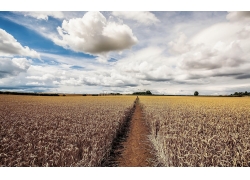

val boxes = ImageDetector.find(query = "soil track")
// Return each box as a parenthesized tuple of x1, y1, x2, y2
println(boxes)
(102, 97, 153, 167)
(117, 100, 153, 166)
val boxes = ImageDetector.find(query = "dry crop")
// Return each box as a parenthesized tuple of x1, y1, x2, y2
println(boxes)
(140, 96, 250, 166)
(0, 95, 135, 167)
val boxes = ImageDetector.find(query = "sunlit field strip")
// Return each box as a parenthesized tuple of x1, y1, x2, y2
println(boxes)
(0, 95, 135, 167)
(140, 96, 250, 166)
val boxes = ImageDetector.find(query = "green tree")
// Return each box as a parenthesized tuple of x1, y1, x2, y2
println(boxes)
(194, 91, 199, 96)
(146, 90, 152, 95)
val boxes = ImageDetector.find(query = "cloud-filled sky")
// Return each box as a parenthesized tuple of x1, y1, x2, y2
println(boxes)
(0, 10, 250, 95)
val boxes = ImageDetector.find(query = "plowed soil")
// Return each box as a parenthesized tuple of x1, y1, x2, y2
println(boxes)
(117, 101, 153, 167)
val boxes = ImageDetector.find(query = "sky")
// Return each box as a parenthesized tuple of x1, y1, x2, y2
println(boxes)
(1, 9, 250, 95)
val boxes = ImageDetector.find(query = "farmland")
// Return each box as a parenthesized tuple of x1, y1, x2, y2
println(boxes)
(0, 95, 135, 166)
(140, 96, 250, 166)
(1, 95, 250, 167)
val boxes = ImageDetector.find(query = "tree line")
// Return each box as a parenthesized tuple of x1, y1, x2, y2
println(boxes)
(0, 91, 59, 96)
(133, 91, 152, 95)
(231, 91, 250, 97)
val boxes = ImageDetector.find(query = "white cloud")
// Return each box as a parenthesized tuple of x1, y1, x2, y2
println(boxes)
(39, 52, 95, 68)
(168, 32, 191, 54)
(26, 82, 45, 86)
(237, 25, 250, 39)
(110, 13, 250, 94)
(178, 21, 250, 72)
(23, 62, 138, 89)
(14, 11, 88, 21)
(163, 19, 250, 91)
(26, 73, 55, 81)
(20, 11, 64, 20)
(2, 11, 250, 95)
(190, 22, 243, 46)
(0, 28, 40, 59)
(95, 55, 109, 63)
(112, 11, 160, 25)
(53, 11, 138, 57)
(227, 11, 250, 22)
(115, 46, 174, 82)
(0, 57, 31, 78)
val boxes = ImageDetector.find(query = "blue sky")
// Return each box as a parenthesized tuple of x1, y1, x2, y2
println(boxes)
(1, 10, 250, 94)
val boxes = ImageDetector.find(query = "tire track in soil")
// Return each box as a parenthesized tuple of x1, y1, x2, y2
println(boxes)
(102, 97, 154, 167)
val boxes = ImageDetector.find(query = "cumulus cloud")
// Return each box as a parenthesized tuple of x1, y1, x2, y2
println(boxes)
(80, 70, 138, 87)
(109, 12, 246, 90)
(0, 57, 31, 78)
(26, 74, 55, 81)
(116, 47, 162, 72)
(2, 11, 250, 95)
(162, 13, 250, 89)
(14, 11, 88, 21)
(24, 62, 139, 88)
(173, 19, 250, 74)
(227, 11, 250, 21)
(168, 32, 191, 54)
(112, 11, 160, 25)
(20, 11, 64, 20)
(115, 47, 174, 82)
(190, 22, 243, 46)
(54, 11, 138, 57)
(179, 40, 247, 71)
(0, 29, 40, 59)
(237, 25, 250, 39)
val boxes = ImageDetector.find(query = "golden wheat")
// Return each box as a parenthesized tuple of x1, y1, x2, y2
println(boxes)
(0, 95, 135, 167)
(140, 96, 250, 167)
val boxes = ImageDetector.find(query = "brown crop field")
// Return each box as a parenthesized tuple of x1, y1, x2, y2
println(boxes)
(0, 95, 135, 167)
(1, 95, 250, 167)
(140, 96, 250, 166)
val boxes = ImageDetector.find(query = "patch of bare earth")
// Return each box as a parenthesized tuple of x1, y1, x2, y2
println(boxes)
(101, 98, 154, 167)
(116, 100, 153, 167)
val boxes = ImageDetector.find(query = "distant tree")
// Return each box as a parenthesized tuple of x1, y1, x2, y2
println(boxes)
(232, 91, 250, 96)
(133, 90, 152, 95)
(146, 90, 152, 95)
(194, 91, 199, 96)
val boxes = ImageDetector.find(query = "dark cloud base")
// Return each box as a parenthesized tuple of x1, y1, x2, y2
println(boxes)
(236, 74, 250, 79)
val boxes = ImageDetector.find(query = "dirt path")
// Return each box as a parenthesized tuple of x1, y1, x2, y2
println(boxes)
(116, 100, 153, 167)
(101, 98, 154, 167)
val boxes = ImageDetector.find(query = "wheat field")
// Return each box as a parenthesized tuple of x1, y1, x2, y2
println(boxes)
(1, 95, 250, 167)
(140, 96, 250, 166)
(0, 95, 135, 167)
